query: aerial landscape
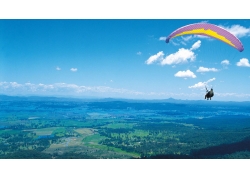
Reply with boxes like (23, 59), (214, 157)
(0, 19), (250, 159)
(1, 95), (250, 159)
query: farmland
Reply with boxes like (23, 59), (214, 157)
(1, 95), (250, 159)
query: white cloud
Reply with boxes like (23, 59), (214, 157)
(137, 51), (142, 55)
(162, 41), (200, 65)
(159, 37), (166, 41)
(146, 41), (201, 66)
(215, 92), (250, 99)
(145, 51), (164, 65)
(219, 25), (250, 38)
(236, 58), (250, 67)
(188, 78), (216, 89)
(206, 78), (216, 83)
(56, 66), (61, 71)
(70, 68), (78, 72)
(0, 82), (144, 96)
(174, 70), (196, 78)
(161, 48), (195, 65)
(0, 81), (213, 100)
(221, 60), (230, 65)
(190, 40), (201, 50)
(10, 82), (22, 88)
(188, 82), (206, 89)
(1, 81), (250, 100)
(197, 66), (218, 72)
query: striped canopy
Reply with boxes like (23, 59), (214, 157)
(166, 23), (244, 52)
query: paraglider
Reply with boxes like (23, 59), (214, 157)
(205, 86), (214, 100)
(165, 23), (245, 100)
(166, 23), (244, 52)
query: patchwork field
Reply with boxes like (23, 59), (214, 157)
(1, 97), (250, 159)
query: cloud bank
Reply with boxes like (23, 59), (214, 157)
(1, 81), (250, 101)
(0, 82), (144, 96)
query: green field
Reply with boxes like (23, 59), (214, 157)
(74, 128), (94, 135)
(1, 97), (250, 159)
(102, 122), (136, 129)
(0, 129), (21, 135)
(31, 127), (58, 136)
(82, 134), (140, 158)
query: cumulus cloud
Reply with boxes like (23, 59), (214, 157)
(221, 60), (230, 65)
(137, 51), (142, 55)
(219, 25), (250, 38)
(145, 51), (164, 65)
(190, 40), (201, 50)
(161, 48), (195, 65)
(236, 58), (250, 67)
(70, 68), (78, 72)
(159, 37), (166, 41)
(146, 40), (201, 66)
(188, 78), (216, 89)
(174, 70), (196, 78)
(56, 66), (61, 71)
(196, 66), (218, 72)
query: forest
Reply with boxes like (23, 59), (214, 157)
(0, 95), (250, 159)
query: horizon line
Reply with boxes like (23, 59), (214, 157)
(1, 94), (250, 103)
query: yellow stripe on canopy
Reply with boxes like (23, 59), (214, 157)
(173, 28), (236, 48)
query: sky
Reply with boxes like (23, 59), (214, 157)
(0, 1), (250, 180)
(0, 19), (250, 101)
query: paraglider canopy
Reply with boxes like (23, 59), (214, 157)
(166, 23), (244, 52)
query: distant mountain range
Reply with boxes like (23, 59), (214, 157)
(1, 94), (250, 105)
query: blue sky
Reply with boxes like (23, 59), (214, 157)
(0, 19), (250, 101)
